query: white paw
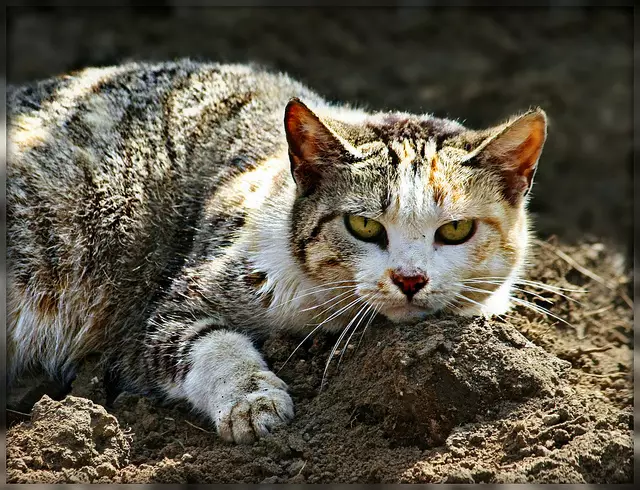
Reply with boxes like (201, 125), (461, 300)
(180, 330), (295, 444)
(213, 370), (294, 444)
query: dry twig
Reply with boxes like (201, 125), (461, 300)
(184, 419), (212, 433)
(533, 238), (633, 309)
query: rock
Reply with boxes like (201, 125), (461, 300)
(6, 395), (130, 482)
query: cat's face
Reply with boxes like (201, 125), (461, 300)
(285, 99), (546, 324)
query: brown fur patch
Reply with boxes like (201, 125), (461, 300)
(430, 153), (439, 174)
(11, 114), (49, 150)
(432, 185), (445, 206)
(472, 240), (490, 263)
(479, 217), (507, 244)
(319, 257), (341, 268)
(35, 292), (59, 317)
(260, 290), (275, 309)
(244, 271), (268, 290)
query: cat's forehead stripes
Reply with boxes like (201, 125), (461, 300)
(366, 113), (465, 150)
(361, 113), (468, 215)
(384, 135), (456, 222)
(389, 139), (417, 167)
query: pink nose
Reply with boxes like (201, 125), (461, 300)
(390, 271), (428, 299)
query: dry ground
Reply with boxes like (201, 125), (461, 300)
(5, 5), (633, 484)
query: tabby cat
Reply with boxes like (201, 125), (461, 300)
(7, 59), (547, 443)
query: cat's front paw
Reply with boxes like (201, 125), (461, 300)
(213, 370), (294, 444)
(181, 330), (294, 444)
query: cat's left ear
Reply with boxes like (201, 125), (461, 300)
(284, 98), (349, 196)
(470, 108), (547, 205)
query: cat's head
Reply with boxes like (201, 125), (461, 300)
(284, 98), (547, 324)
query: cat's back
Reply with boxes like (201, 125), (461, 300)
(7, 58), (320, 270)
(6, 59), (323, 379)
(8, 58), (319, 163)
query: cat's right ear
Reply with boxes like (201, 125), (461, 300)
(284, 98), (346, 196)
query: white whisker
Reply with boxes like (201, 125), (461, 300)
(356, 300), (383, 351)
(299, 289), (355, 312)
(509, 296), (575, 329)
(310, 291), (359, 321)
(463, 277), (584, 305)
(266, 280), (357, 312)
(337, 294), (380, 367)
(276, 293), (364, 374)
(466, 276), (586, 294)
(321, 295), (371, 390)
(453, 290), (519, 323)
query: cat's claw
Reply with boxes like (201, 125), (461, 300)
(213, 370), (294, 444)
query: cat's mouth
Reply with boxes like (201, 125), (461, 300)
(381, 302), (437, 324)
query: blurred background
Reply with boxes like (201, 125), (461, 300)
(6, 2), (633, 258)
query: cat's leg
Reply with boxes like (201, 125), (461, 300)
(181, 328), (294, 443)
(114, 315), (293, 444)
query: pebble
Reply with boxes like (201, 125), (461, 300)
(542, 413), (561, 426)
(469, 433), (485, 446)
(553, 429), (571, 444)
(444, 468), (475, 483)
(96, 462), (117, 478)
(534, 444), (551, 456)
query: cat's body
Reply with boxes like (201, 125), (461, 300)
(7, 59), (547, 443)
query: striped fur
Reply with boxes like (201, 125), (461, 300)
(7, 59), (546, 443)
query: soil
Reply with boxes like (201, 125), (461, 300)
(5, 4), (633, 485)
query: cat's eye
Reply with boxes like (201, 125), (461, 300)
(344, 215), (386, 243)
(435, 219), (476, 245)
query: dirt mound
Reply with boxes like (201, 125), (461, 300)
(6, 395), (131, 483)
(312, 316), (571, 449)
(6, 238), (633, 483)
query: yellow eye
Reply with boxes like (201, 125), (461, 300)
(344, 215), (386, 243)
(436, 219), (476, 245)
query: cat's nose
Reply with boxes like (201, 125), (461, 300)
(390, 271), (428, 300)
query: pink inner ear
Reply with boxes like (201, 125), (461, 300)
(285, 99), (335, 162)
(285, 99), (340, 195)
(480, 112), (546, 204)
(513, 120), (546, 179)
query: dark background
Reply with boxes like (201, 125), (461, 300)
(6, 3), (633, 256)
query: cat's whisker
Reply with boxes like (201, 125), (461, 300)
(459, 282), (553, 307)
(457, 284), (530, 320)
(456, 280), (576, 329)
(509, 296), (575, 329)
(356, 300), (383, 351)
(337, 294), (380, 367)
(463, 277), (584, 305)
(441, 296), (465, 316)
(310, 291), (360, 321)
(276, 293), (364, 374)
(299, 289), (356, 312)
(266, 281), (357, 312)
(466, 277), (587, 294)
(276, 323), (327, 375)
(320, 295), (371, 391)
(512, 280), (586, 304)
(453, 290), (519, 324)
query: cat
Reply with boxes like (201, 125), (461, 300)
(7, 58), (547, 444)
